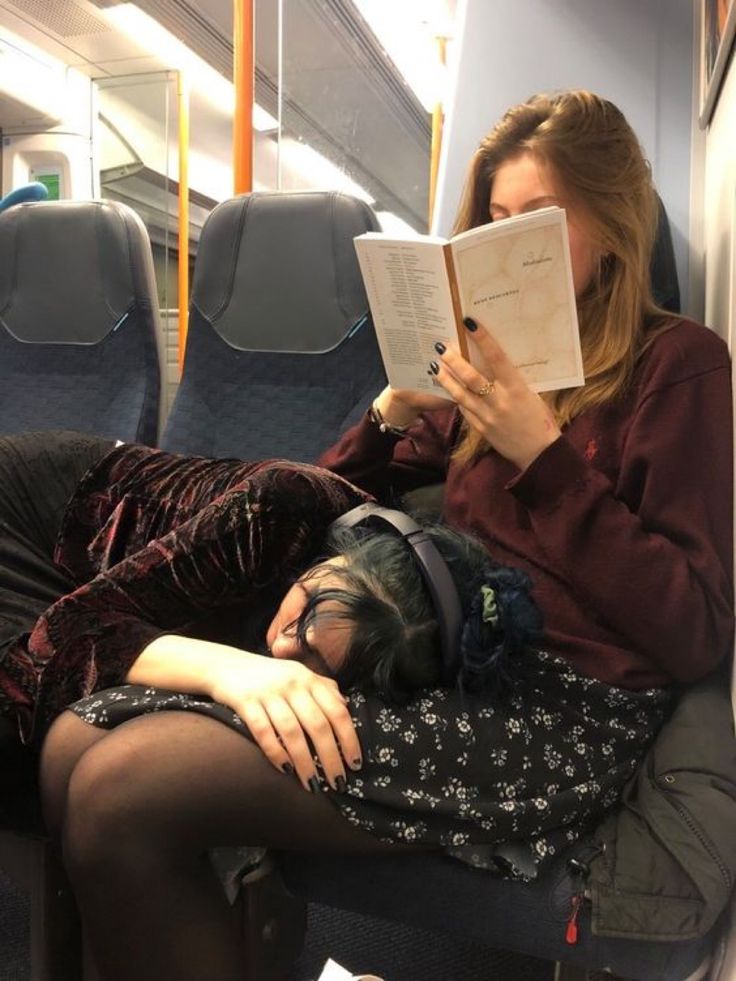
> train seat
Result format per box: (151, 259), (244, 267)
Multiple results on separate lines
(0, 200), (164, 445)
(160, 190), (386, 461)
(276, 667), (735, 981)
(650, 194), (681, 314)
(0, 198), (165, 979)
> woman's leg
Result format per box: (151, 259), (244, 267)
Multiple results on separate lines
(40, 709), (391, 981)
(39, 710), (111, 837)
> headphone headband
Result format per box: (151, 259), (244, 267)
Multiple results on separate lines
(328, 503), (463, 683)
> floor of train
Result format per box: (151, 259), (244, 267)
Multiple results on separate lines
(1, 868), (558, 980)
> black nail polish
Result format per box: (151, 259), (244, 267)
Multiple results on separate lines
(352, 757), (362, 769)
(334, 775), (347, 793)
(307, 775), (321, 793)
(463, 316), (478, 332)
(429, 361), (439, 375)
(281, 762), (294, 776)
(434, 341), (446, 355)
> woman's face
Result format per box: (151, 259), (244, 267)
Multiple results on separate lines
(489, 151), (599, 297)
(266, 559), (353, 677)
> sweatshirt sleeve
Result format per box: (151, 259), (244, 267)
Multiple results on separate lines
(318, 407), (457, 502)
(27, 464), (370, 740)
(508, 349), (733, 683)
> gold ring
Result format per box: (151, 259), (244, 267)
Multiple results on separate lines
(475, 381), (495, 397)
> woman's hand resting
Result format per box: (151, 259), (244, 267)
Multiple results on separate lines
(127, 636), (361, 793)
(372, 385), (449, 428)
(432, 317), (561, 471)
(208, 648), (360, 792)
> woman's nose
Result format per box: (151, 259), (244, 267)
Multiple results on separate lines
(270, 631), (301, 660)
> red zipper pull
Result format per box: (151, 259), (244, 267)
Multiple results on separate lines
(565, 893), (582, 944)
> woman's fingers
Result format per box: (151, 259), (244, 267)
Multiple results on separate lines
(435, 330), (511, 401)
(430, 356), (482, 407)
(430, 317), (561, 470)
(310, 682), (362, 774)
(286, 685), (351, 790)
(214, 655), (360, 793)
(236, 697), (298, 776)
(240, 694), (323, 790)
(238, 681), (359, 793)
(463, 317), (516, 383)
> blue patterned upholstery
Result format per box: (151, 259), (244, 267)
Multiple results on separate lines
(0, 201), (163, 444)
(161, 191), (386, 461)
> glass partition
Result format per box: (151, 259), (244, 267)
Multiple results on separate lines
(96, 71), (194, 419)
(97, 71), (177, 298)
(254, 0), (434, 233)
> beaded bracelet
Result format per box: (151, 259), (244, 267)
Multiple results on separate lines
(368, 401), (410, 436)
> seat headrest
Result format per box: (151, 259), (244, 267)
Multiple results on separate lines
(0, 200), (151, 344)
(650, 195), (680, 314)
(191, 191), (381, 353)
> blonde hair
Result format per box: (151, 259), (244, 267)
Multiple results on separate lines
(452, 90), (673, 464)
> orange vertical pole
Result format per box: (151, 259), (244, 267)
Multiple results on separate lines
(178, 72), (190, 371)
(428, 36), (446, 230)
(233, 0), (254, 194)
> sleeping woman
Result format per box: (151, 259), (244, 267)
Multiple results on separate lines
(0, 429), (537, 809)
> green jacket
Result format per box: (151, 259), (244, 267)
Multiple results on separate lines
(589, 671), (736, 941)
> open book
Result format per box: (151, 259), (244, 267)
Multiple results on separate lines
(354, 206), (584, 397)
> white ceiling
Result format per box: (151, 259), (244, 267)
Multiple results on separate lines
(0, 0), (433, 227)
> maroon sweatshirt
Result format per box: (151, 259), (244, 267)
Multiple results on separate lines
(319, 319), (734, 689)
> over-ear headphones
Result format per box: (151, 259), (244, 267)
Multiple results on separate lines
(327, 503), (463, 684)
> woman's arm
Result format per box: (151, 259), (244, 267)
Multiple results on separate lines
(509, 373), (733, 681)
(435, 320), (734, 682)
(28, 463), (369, 739)
(318, 386), (455, 500)
(429, 323), (561, 472)
(127, 635), (360, 791)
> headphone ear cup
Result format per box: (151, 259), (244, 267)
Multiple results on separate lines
(328, 504), (464, 684)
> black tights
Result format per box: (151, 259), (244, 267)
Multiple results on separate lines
(40, 710), (392, 981)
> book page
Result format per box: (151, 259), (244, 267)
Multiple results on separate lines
(354, 236), (461, 398)
(450, 208), (584, 392)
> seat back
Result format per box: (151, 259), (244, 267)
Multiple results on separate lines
(161, 190), (386, 460)
(0, 200), (164, 445)
(651, 194), (681, 314)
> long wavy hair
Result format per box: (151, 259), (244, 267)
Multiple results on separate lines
(451, 90), (674, 463)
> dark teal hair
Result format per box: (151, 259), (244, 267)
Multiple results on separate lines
(288, 523), (542, 701)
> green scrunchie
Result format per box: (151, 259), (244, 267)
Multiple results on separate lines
(480, 584), (499, 627)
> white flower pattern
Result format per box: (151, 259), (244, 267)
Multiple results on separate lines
(70, 649), (670, 881)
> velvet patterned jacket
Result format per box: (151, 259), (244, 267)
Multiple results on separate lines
(0, 445), (370, 744)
